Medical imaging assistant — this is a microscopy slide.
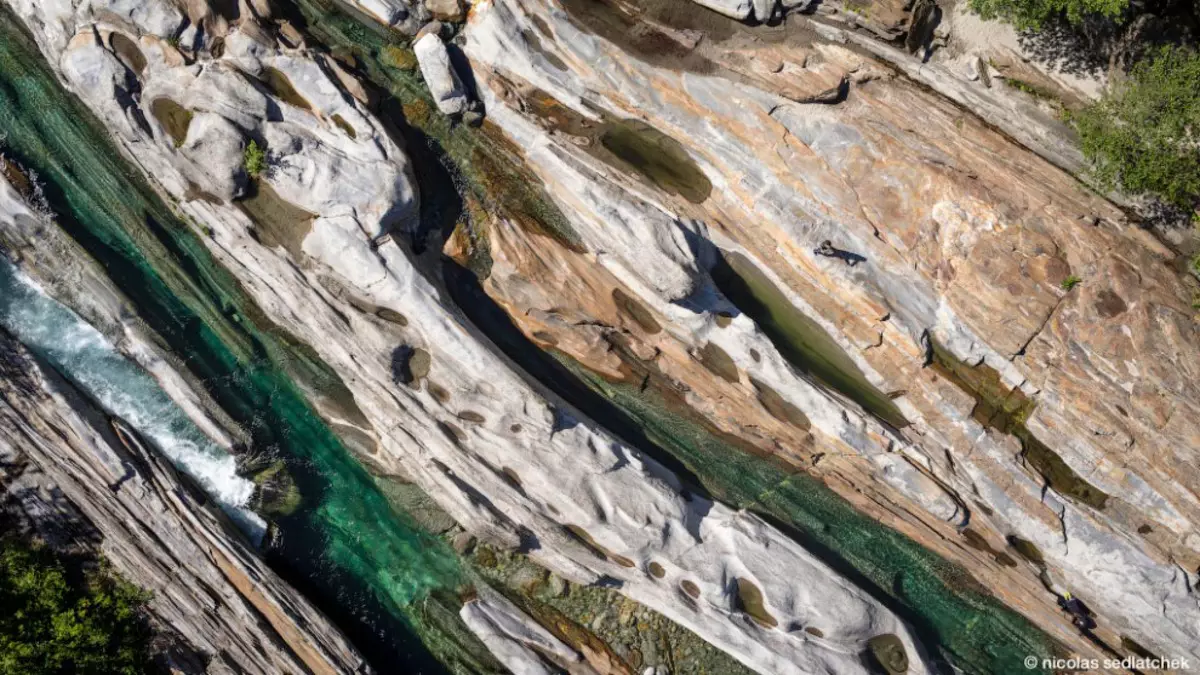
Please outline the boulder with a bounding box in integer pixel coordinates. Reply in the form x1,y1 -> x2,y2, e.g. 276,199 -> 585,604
413,32 -> 469,116
689,0 -> 753,20
426,0 -> 465,22
178,112 -> 247,200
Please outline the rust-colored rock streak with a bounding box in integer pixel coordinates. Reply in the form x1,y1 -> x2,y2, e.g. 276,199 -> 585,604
462,0 -> 1200,661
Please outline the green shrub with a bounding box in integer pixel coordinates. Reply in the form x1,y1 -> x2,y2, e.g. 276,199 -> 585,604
243,139 -> 267,178
1061,275 -> 1082,290
1075,47 -> 1200,210
0,537 -> 152,675
968,0 -> 1127,30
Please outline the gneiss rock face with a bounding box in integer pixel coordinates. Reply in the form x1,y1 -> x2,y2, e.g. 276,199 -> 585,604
8,0 -> 1200,672
0,332 -> 367,675
8,1 -> 936,674
459,0 -> 1199,664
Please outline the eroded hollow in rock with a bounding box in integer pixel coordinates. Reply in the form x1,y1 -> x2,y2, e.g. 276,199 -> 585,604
928,339 -> 1109,510
238,180 -> 316,259
751,377 -> 812,430
149,98 -> 192,147
866,633 -> 909,674
598,118 -> 713,204
697,341 -> 739,383
331,114 -> 357,138
612,287 -> 662,334
712,251 -> 908,429
734,577 -> 778,628
260,67 -> 313,111
109,33 -> 146,76
564,524 -> 636,568
1006,535 -> 1046,565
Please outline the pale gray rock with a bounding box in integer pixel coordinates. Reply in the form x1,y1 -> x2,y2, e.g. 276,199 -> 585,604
752,0 -> 777,20
426,0 -> 464,21
94,0 -> 185,38
178,112 -> 247,200
461,589 -> 586,675
691,0 -> 754,19
414,32 -> 469,116
346,0 -> 430,34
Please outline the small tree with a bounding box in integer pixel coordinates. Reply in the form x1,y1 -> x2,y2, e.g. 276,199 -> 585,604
0,537 -> 152,674
968,0 -> 1127,30
1074,46 -> 1200,210
243,139 -> 267,178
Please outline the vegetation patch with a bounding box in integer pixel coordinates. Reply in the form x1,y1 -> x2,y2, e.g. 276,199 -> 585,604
928,339 -> 1109,509
1002,77 -> 1063,106
1076,46 -> 1200,212
243,139 -> 268,178
968,0 -> 1128,30
380,44 -> 418,70
0,536 -> 152,675
149,98 -> 192,147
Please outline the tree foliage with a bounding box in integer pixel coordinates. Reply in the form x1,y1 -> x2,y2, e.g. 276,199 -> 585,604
968,0 -> 1128,30
0,537 -> 151,675
243,139 -> 267,178
1075,46 -> 1200,209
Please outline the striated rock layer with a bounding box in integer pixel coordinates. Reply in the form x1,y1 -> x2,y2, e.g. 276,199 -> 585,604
5,0 -> 1199,671
0,330 -> 366,675
5,0 -> 939,673
457,0 -> 1200,664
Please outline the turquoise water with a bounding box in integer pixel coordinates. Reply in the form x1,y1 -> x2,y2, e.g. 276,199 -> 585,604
275,2 -> 1062,672
0,9 -> 491,672
0,2 -> 1066,673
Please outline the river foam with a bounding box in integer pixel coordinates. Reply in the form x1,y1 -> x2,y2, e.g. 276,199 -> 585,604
0,257 -> 265,539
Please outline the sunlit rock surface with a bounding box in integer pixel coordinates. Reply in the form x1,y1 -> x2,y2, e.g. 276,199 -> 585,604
456,0 -> 1200,664
414,32 -> 469,116
4,0 -> 1200,671
6,0 -> 936,673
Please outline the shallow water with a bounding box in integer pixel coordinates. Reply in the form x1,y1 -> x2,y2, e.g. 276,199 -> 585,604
712,250 -> 909,428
